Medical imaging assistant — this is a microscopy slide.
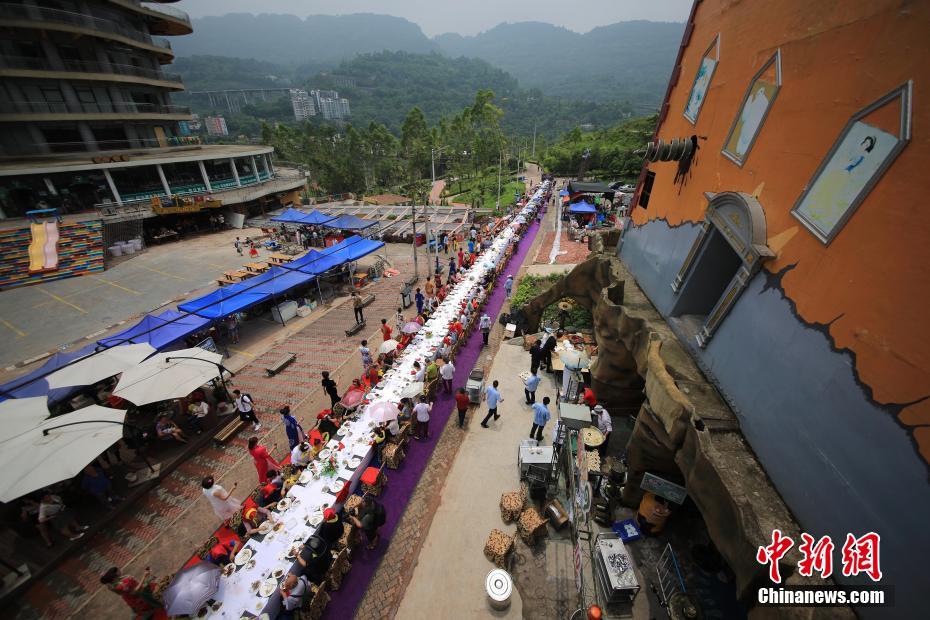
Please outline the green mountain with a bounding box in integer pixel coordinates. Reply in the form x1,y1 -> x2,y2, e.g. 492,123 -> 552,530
171,13 -> 437,65
433,20 -> 684,106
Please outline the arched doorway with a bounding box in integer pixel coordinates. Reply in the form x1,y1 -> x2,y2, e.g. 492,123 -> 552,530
669,192 -> 774,347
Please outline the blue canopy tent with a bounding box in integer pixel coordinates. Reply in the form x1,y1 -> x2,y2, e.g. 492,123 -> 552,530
0,343 -> 97,402
331,235 -> 385,261
559,188 -> 570,196
177,284 -> 271,319
97,310 -> 212,350
568,201 -> 598,214
270,208 -> 336,225
244,265 -> 316,295
320,215 -> 378,231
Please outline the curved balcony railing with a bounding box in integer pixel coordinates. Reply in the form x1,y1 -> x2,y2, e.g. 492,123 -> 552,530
0,3 -> 172,52
140,1 -> 190,25
0,55 -> 182,84
0,100 -> 191,116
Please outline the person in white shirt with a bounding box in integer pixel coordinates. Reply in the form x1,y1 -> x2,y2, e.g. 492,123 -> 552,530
593,404 -> 612,457
290,441 -> 313,467
440,358 -> 455,393
479,313 -> 492,346
187,400 -> 209,434
413,396 -> 432,440
413,361 -> 424,383
233,389 -> 261,431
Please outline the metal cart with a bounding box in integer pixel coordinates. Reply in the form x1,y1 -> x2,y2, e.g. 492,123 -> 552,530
466,367 -> 485,404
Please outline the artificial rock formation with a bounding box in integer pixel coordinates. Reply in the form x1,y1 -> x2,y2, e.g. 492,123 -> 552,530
521,232 -> 854,619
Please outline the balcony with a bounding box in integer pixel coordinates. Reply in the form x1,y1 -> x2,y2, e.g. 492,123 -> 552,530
0,55 -> 183,88
0,3 -> 173,58
0,100 -> 191,121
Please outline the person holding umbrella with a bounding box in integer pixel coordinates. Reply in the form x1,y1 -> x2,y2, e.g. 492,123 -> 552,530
247,436 -> 281,483
100,566 -> 164,619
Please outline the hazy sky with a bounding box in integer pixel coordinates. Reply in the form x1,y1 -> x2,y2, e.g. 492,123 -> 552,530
174,0 -> 692,37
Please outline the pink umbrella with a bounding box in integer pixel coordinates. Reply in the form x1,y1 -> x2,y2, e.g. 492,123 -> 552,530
401,322 -> 421,335
340,388 -> 366,410
367,401 -> 400,424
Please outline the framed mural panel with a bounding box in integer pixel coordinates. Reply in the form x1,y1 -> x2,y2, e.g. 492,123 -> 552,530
792,81 -> 913,244
683,35 -> 720,124
721,50 -> 782,166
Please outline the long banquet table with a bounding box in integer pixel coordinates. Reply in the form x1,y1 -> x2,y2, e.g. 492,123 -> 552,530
200,181 -> 550,619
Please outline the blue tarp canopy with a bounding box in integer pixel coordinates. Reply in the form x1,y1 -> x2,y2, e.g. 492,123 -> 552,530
569,200 -> 598,214
0,343 -> 96,402
288,235 -> 385,275
320,215 -> 378,231
177,284 -> 271,319
97,310 -> 211,350
271,208 -> 336,225
332,235 -> 385,261
559,188 -> 570,196
244,265 -> 316,295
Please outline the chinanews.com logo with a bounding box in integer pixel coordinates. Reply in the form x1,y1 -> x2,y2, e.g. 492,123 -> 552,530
755,530 -> 893,607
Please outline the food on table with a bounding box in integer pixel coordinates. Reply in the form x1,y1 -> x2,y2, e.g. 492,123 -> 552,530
273,521 -> 284,532
245,559 -> 256,570
222,563 -> 236,576
234,547 -> 253,565
251,580 -> 260,592
259,577 -> 277,597
273,568 -> 284,579
197,607 -> 208,618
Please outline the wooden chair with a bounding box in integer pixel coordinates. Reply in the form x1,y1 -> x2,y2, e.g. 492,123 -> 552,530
337,521 -> 362,555
302,582 -> 330,620
517,507 -> 549,546
499,491 -> 525,524
382,443 -> 405,470
360,466 -> 387,496
484,529 -> 516,569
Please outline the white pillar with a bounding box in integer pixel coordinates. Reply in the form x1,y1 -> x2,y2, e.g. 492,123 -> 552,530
229,158 -> 241,187
250,156 -> 259,182
103,169 -> 123,205
156,164 -> 172,196
198,159 -> 212,192
265,153 -> 274,176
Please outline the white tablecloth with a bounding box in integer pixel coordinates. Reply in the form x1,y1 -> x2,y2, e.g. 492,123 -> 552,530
201,181 -> 551,618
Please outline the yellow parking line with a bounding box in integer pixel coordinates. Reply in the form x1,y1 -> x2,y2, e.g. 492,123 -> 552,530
228,347 -> 255,358
0,316 -> 26,337
139,265 -> 188,281
36,288 -> 87,314
90,275 -> 140,295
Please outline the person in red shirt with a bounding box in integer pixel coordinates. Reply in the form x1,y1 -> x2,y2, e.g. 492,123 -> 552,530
581,385 -> 598,410
454,387 -> 471,429
380,318 -> 392,342
457,248 -> 464,268
451,319 -> 464,338
100,566 -> 165,619
247,436 -> 281,483
437,284 -> 447,302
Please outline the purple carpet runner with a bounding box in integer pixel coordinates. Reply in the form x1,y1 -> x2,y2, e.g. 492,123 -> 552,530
322,213 -> 544,619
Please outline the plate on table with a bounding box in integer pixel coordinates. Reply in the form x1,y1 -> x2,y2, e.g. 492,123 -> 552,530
245,558 -> 256,570
257,520 -> 273,535
299,470 -> 314,485
309,513 -> 323,527
273,521 -> 285,533
286,543 -> 302,559
259,577 -> 277,597
318,449 -> 331,460
348,456 -> 362,469
277,497 -> 292,511
272,567 -> 285,580
222,563 -> 236,577
234,547 -> 253,566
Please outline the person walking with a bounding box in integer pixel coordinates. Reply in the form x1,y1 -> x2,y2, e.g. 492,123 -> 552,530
395,307 -> 405,333
233,389 -> 261,431
352,291 -> 364,324
380,318 -> 392,342
504,275 -> 514,299
479,313 -> 492,346
280,406 -> 306,450
359,340 -> 373,371
415,288 -> 425,315
481,380 -> 504,428
541,329 -> 560,372
454,387 -> 470,428
448,256 -> 456,278
234,236 -> 243,256
530,396 -> 551,442
424,276 -> 435,303
440,357 -> 455,393
529,339 -> 543,374
321,371 -> 340,407
593,404 -> 612,458
524,370 -> 541,404
413,395 -> 431,440
201,475 -> 240,522
457,248 -> 464,269
248,436 -> 281,483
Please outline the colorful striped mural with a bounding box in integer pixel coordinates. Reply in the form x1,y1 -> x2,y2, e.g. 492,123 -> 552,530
0,219 -> 104,289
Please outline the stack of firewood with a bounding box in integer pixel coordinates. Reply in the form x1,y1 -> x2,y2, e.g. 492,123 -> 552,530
483,528 -> 516,568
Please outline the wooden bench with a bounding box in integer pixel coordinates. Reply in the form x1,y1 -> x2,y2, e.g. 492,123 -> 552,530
216,277 -> 238,287
265,352 -> 297,376
213,417 -> 245,444
360,294 -> 375,308
344,321 -> 366,337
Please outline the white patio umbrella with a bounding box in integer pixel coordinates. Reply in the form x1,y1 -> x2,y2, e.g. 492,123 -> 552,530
400,381 -> 425,400
46,343 -> 156,389
112,347 -> 224,406
0,397 -> 51,443
559,348 -> 591,371
367,401 -> 400,424
401,322 -> 421,335
0,405 -> 126,502
379,339 -> 399,354
162,560 -> 221,616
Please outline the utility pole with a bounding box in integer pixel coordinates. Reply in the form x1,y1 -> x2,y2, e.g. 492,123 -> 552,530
430,148 -> 436,184
532,120 -> 537,159
496,149 -> 502,211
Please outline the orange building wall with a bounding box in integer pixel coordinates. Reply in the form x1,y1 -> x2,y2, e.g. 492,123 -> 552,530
632,0 -> 930,461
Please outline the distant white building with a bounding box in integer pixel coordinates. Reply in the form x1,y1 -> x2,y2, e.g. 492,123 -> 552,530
204,115 -> 228,136
310,89 -> 350,121
289,89 -> 316,121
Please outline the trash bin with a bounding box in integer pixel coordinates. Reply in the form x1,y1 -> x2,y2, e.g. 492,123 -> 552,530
485,569 -> 513,610
400,285 -> 413,309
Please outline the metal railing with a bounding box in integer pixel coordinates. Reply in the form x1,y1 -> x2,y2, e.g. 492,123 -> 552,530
0,100 -> 190,116
139,1 -> 190,25
0,3 -> 172,51
5,135 -> 201,156
94,171 -> 286,210
0,55 -> 182,83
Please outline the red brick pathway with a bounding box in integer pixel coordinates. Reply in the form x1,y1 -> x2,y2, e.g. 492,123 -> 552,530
10,269 -> 412,620
535,230 -> 591,265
